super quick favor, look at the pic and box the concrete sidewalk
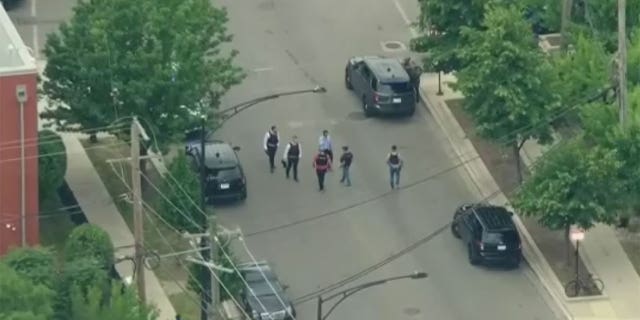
[59,130,177,319]
[420,72,640,320]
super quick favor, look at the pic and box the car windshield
[483,231,518,244]
[379,82,413,93]
[207,166,240,179]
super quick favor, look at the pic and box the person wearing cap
[263,125,280,173]
[282,135,302,181]
[339,145,353,186]
[312,149,332,191]
[386,145,404,189]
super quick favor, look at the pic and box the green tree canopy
[70,282,157,320]
[41,0,244,148]
[38,130,67,203]
[412,0,488,72]
[157,153,204,233]
[453,2,560,181]
[0,263,54,320]
[64,224,115,270]
[513,138,624,230]
[1,247,56,289]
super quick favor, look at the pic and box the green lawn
[81,137,199,315]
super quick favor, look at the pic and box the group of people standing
[263,125,403,191]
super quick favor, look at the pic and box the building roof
[0,6,36,76]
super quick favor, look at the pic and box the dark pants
[316,170,327,190]
[323,149,333,162]
[266,147,277,171]
[286,158,299,180]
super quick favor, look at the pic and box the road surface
[212,0,560,319]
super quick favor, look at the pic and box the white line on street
[252,67,274,72]
[393,0,419,37]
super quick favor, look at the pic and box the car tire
[240,190,247,201]
[468,245,481,265]
[363,98,373,117]
[405,107,415,117]
[451,222,461,238]
[510,254,521,269]
[345,68,353,90]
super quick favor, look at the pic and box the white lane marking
[252,67,274,72]
[393,0,419,37]
[31,0,38,59]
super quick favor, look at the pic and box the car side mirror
[233,146,241,151]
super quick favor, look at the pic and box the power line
[0,121,129,150]
[0,141,129,165]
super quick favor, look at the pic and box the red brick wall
[0,72,39,255]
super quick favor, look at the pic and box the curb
[418,76,574,320]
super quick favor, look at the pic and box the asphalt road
[213,0,560,320]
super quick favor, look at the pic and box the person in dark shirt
[282,135,302,181]
[313,149,332,191]
[339,146,353,186]
[386,145,404,189]
[263,125,280,173]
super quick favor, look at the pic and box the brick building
[0,6,39,255]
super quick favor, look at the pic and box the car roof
[472,205,516,232]
[362,56,410,83]
[239,262,289,313]
[186,140,238,169]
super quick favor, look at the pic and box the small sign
[570,225,585,242]
[220,183,230,190]
[497,244,507,251]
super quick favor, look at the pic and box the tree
[70,282,157,320]
[38,130,67,203]
[2,247,56,289]
[513,138,623,230]
[454,3,560,182]
[0,263,54,320]
[157,153,204,233]
[628,28,640,86]
[53,258,110,320]
[41,0,244,148]
[411,0,487,73]
[64,224,115,270]
[187,239,243,300]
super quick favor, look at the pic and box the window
[207,166,241,180]
[483,231,518,244]
[379,82,413,93]
[371,78,378,90]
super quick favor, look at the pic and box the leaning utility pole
[131,117,146,303]
[618,0,628,127]
[199,117,212,320]
[209,216,220,317]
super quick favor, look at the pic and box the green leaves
[454,3,559,147]
[513,139,624,229]
[70,282,158,320]
[157,153,204,233]
[38,130,67,203]
[64,224,115,270]
[41,0,245,148]
[0,263,54,320]
[1,247,56,289]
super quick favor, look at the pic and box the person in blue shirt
[318,129,333,162]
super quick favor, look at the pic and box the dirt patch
[446,98,602,296]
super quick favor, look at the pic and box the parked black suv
[239,261,296,320]
[185,134,247,202]
[451,203,522,267]
[345,56,416,117]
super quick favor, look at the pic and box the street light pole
[197,86,326,320]
[316,271,427,320]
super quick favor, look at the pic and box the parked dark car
[1,0,21,9]
[185,134,246,202]
[238,261,296,320]
[451,203,522,268]
[345,56,416,117]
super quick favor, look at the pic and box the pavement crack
[284,49,300,66]
[283,48,320,85]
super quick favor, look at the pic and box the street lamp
[569,226,585,281]
[196,86,326,320]
[316,271,428,320]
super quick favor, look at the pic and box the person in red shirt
[313,149,332,191]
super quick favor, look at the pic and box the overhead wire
[0,121,130,149]
[0,141,129,165]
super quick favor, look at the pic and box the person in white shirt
[318,129,333,162]
[263,125,279,173]
[282,135,301,181]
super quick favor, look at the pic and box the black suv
[451,203,522,268]
[345,56,416,117]
[238,261,296,320]
[185,134,247,202]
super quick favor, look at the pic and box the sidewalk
[419,72,640,320]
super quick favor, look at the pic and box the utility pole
[131,117,146,303]
[199,116,212,320]
[618,0,628,127]
[561,0,573,51]
[209,216,220,318]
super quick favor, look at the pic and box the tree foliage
[158,153,204,233]
[70,282,157,320]
[41,0,244,148]
[412,0,488,72]
[38,130,67,203]
[188,238,243,300]
[1,247,56,289]
[513,138,624,230]
[453,3,559,180]
[628,28,640,86]
[64,224,115,270]
[0,263,54,320]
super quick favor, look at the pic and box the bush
[38,130,67,203]
[64,224,115,270]
[2,247,56,289]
